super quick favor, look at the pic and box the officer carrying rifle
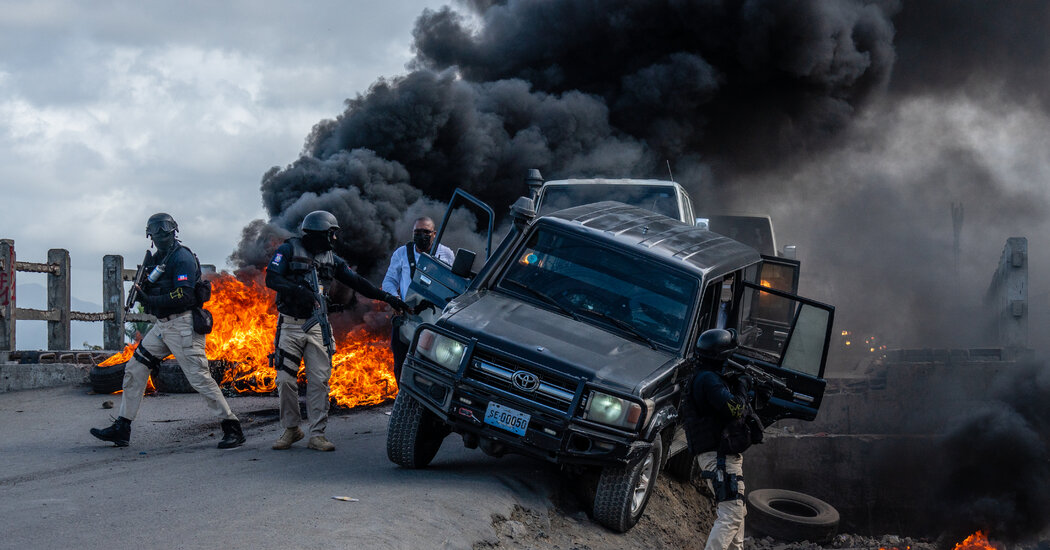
[682,328,776,550]
[265,210,409,452]
[91,213,244,449]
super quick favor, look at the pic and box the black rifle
[124,250,152,314]
[724,357,788,393]
[300,266,336,357]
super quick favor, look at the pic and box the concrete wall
[746,353,1018,536]
[0,363,90,393]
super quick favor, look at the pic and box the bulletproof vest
[275,237,336,315]
[142,245,201,318]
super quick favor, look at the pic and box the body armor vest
[142,245,201,318]
[275,237,336,316]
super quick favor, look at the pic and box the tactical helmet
[696,328,737,362]
[146,213,178,237]
[300,210,340,233]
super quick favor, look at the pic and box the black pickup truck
[386,190,834,532]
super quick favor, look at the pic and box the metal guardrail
[1,238,207,351]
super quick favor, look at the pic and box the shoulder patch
[271,252,283,265]
[177,274,189,282]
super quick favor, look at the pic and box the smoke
[930,359,1050,543]
[233,0,898,283]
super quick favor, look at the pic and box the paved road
[0,386,558,550]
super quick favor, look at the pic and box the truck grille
[468,353,578,413]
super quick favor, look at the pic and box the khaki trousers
[699,452,746,550]
[119,311,237,422]
[274,316,332,437]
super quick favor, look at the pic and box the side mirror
[695,217,709,230]
[451,248,476,278]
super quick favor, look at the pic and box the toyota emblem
[511,370,540,392]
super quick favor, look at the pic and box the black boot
[90,417,131,447]
[218,419,245,449]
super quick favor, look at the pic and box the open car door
[735,278,834,425]
[407,188,494,309]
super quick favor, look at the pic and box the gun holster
[701,455,743,503]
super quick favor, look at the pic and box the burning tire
[746,488,839,543]
[89,364,125,394]
[152,360,195,393]
[386,391,448,468]
[592,434,662,532]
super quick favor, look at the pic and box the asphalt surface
[0,386,558,550]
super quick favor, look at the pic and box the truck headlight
[415,329,467,371]
[583,390,644,430]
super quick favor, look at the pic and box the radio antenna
[665,160,675,182]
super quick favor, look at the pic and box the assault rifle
[300,266,336,357]
[724,357,788,393]
[124,250,152,314]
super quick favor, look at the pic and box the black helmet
[146,213,178,237]
[696,328,737,363]
[300,210,339,233]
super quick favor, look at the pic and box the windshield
[538,184,680,219]
[497,227,697,349]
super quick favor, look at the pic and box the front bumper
[401,356,651,467]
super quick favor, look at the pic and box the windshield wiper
[502,279,578,319]
[572,308,659,350]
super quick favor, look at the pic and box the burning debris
[102,273,397,408]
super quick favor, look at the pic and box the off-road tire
[152,360,196,393]
[386,391,447,468]
[747,488,840,543]
[665,449,698,481]
[89,363,126,394]
[592,434,663,532]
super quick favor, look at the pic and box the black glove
[384,293,410,314]
[755,383,774,408]
[734,374,752,399]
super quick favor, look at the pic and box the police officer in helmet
[682,328,757,550]
[266,210,409,451]
[91,213,246,449]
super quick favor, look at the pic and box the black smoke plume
[931,359,1050,544]
[232,0,898,280]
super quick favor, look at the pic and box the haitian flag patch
[177,274,189,282]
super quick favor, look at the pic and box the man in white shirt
[382,217,455,381]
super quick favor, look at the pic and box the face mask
[150,231,176,252]
[413,232,433,252]
[303,231,333,253]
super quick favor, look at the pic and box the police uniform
[119,245,238,425]
[265,236,401,448]
[684,370,750,550]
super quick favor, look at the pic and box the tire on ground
[89,363,125,394]
[746,488,840,543]
[152,359,196,393]
[386,391,448,468]
[592,434,663,532]
[665,449,698,481]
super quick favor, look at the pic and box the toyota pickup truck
[386,189,834,532]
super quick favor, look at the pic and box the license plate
[484,402,530,436]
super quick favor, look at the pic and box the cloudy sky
[1,0,445,332]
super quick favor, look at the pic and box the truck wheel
[592,435,663,532]
[665,449,697,481]
[386,391,448,468]
[746,488,840,543]
[89,363,126,394]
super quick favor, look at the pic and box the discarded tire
[152,360,195,393]
[89,364,126,394]
[746,488,840,543]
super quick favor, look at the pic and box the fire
[99,273,397,408]
[878,531,1001,550]
[952,531,1001,550]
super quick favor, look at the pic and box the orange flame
[879,531,1001,550]
[952,531,1001,550]
[99,273,397,407]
